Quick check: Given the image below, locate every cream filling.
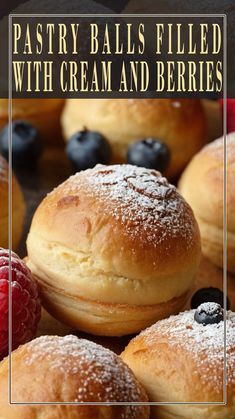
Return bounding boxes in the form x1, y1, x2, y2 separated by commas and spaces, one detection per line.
27, 233, 195, 306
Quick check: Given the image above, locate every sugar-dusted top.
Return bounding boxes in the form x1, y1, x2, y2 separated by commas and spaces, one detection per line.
65, 164, 197, 246
140, 307, 235, 391
203, 132, 235, 163
24, 335, 144, 406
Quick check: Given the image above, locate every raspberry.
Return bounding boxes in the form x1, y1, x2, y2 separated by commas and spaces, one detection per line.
219, 99, 235, 133
0, 248, 41, 359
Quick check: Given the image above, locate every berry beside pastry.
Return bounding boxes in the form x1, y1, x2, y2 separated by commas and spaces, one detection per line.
0, 248, 41, 360
121, 303, 235, 418
0, 99, 64, 145
127, 138, 170, 173
0, 335, 149, 419
61, 98, 206, 178
0, 120, 42, 167
66, 129, 112, 171
189, 256, 235, 312
0, 155, 25, 250
26, 164, 201, 336
178, 132, 235, 273
190, 286, 230, 310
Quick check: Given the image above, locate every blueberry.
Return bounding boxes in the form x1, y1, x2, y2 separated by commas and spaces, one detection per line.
127, 138, 170, 172
66, 130, 112, 171
191, 287, 230, 310
0, 120, 42, 166
194, 302, 224, 326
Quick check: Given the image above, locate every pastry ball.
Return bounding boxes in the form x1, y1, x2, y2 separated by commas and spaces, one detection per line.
0, 335, 149, 419
178, 132, 235, 273
0, 99, 64, 145
26, 164, 201, 336
0, 155, 25, 250
61, 99, 206, 179
121, 304, 235, 418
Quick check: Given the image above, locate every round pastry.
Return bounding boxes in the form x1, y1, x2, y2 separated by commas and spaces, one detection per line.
0, 99, 64, 145
26, 164, 201, 336
0, 154, 25, 250
61, 99, 206, 178
121, 303, 235, 418
0, 335, 149, 418
178, 132, 235, 273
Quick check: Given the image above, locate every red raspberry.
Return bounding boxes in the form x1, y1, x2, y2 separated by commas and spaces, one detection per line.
0, 248, 41, 359
219, 99, 235, 133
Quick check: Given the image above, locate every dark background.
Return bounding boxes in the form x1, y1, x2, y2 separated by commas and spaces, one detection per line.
0, 0, 234, 96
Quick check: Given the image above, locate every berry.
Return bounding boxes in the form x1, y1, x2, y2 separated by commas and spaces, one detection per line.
0, 120, 42, 166
0, 248, 41, 359
66, 130, 112, 171
219, 99, 235, 133
194, 302, 224, 326
127, 138, 170, 172
191, 287, 230, 310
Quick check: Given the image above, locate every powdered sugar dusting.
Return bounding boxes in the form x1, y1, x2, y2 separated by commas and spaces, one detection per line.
203, 132, 235, 163
24, 335, 146, 411
141, 309, 235, 391
67, 164, 196, 246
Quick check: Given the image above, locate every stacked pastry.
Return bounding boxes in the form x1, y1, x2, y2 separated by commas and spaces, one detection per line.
1, 98, 233, 417
26, 164, 201, 336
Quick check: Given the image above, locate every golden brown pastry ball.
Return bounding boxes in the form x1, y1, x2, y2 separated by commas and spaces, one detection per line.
26, 164, 201, 336
179, 132, 235, 273
61, 99, 206, 178
121, 305, 235, 418
0, 154, 25, 250
0, 335, 149, 419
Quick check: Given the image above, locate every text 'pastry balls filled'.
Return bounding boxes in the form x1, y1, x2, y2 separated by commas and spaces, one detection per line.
26, 164, 201, 336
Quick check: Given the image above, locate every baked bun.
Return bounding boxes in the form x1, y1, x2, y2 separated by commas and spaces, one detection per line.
0, 99, 64, 145
121, 304, 235, 418
61, 99, 206, 178
26, 164, 201, 336
0, 154, 25, 249
178, 132, 235, 273
0, 335, 149, 419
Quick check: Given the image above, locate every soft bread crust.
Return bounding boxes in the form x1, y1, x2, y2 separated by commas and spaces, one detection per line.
121, 309, 235, 419
61, 99, 206, 178
26, 165, 201, 335
0, 155, 25, 249
27, 269, 190, 336
179, 132, 235, 272
0, 335, 149, 419
0, 99, 64, 145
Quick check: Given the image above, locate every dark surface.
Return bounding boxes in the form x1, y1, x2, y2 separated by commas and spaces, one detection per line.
15, 146, 73, 258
